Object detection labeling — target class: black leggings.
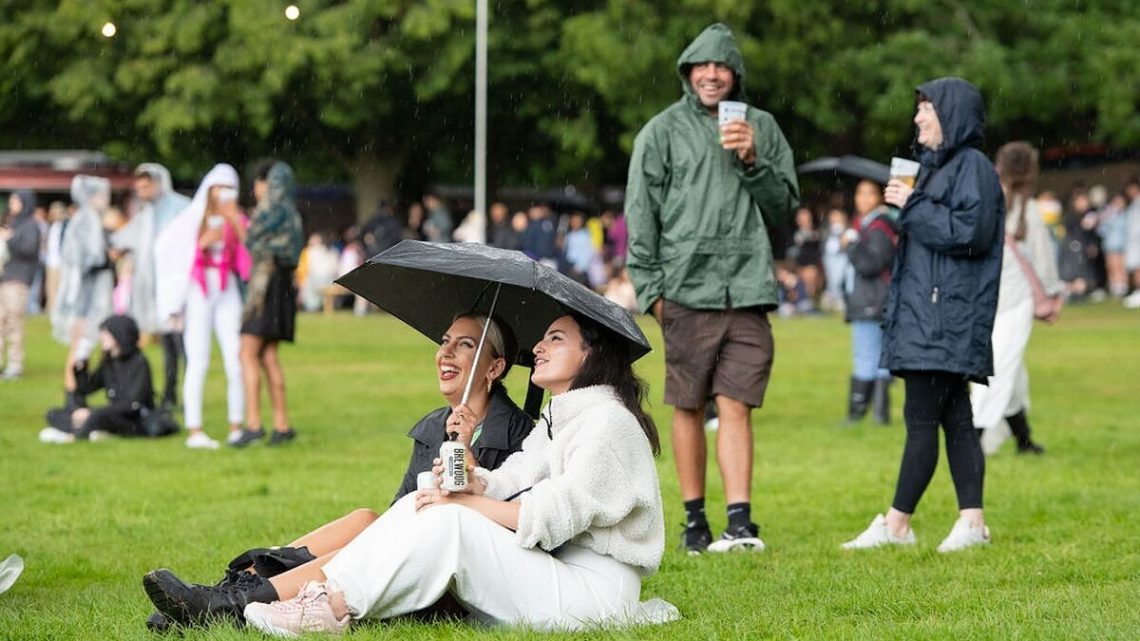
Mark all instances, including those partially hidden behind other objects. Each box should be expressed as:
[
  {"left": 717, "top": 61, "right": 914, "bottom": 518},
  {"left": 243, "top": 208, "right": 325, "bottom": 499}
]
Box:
[
  {"left": 160, "top": 332, "right": 184, "bottom": 406},
  {"left": 891, "top": 372, "right": 985, "bottom": 513},
  {"left": 46, "top": 406, "right": 144, "bottom": 439}
]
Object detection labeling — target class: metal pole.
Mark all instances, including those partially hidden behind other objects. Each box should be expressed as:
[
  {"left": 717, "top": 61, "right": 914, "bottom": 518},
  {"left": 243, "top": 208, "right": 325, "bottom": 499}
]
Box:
[{"left": 474, "top": 0, "right": 488, "bottom": 220}]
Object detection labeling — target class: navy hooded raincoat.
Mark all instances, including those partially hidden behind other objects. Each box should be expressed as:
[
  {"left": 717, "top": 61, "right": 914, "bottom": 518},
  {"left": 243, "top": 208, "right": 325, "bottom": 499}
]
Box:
[{"left": 881, "top": 78, "right": 1005, "bottom": 383}]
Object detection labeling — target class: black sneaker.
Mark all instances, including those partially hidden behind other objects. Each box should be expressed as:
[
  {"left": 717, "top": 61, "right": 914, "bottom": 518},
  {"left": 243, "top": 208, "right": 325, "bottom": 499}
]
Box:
[
  {"left": 707, "top": 522, "right": 765, "bottom": 553},
  {"left": 267, "top": 428, "right": 296, "bottom": 446},
  {"left": 1017, "top": 441, "right": 1045, "bottom": 455},
  {"left": 681, "top": 523, "right": 713, "bottom": 555},
  {"left": 142, "top": 568, "right": 277, "bottom": 626},
  {"left": 229, "top": 428, "right": 266, "bottom": 448}
]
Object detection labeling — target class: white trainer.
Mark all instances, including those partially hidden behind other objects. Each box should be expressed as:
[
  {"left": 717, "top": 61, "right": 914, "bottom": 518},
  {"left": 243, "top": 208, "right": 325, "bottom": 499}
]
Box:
[
  {"left": 185, "top": 431, "right": 220, "bottom": 450},
  {"left": 841, "top": 514, "right": 916, "bottom": 550},
  {"left": 244, "top": 581, "right": 351, "bottom": 637},
  {"left": 937, "top": 517, "right": 990, "bottom": 553},
  {"left": 39, "top": 427, "right": 75, "bottom": 444},
  {"left": 226, "top": 430, "right": 244, "bottom": 445},
  {"left": 87, "top": 430, "right": 112, "bottom": 442}
]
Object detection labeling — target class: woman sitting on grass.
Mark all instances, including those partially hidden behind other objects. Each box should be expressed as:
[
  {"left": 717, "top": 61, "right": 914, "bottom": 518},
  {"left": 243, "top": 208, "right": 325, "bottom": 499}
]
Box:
[
  {"left": 142, "top": 313, "right": 534, "bottom": 629},
  {"left": 242, "top": 313, "right": 670, "bottom": 635}
]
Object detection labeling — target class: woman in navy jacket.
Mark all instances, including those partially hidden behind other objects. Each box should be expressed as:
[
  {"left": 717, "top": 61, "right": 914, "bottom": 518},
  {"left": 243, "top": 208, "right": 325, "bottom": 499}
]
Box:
[{"left": 843, "top": 77, "right": 1005, "bottom": 553}]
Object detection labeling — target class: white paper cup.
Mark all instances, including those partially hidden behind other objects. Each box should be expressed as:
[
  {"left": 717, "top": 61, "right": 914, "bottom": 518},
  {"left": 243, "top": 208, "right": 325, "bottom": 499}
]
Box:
[
  {"left": 416, "top": 471, "right": 436, "bottom": 491},
  {"left": 718, "top": 100, "right": 748, "bottom": 127},
  {"left": 890, "top": 157, "right": 921, "bottom": 187}
]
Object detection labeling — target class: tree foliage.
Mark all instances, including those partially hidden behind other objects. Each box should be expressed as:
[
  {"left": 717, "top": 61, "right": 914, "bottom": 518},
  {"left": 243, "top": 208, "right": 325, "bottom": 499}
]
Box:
[{"left": 2, "top": 0, "right": 1140, "bottom": 206}]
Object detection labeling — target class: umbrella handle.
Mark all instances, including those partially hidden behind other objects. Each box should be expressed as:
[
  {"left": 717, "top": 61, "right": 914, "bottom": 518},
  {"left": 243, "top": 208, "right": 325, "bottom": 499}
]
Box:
[{"left": 459, "top": 283, "right": 502, "bottom": 409}]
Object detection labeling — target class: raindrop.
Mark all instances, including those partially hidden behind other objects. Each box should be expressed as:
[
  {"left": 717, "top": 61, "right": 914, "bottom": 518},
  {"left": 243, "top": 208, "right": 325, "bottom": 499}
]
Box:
[
  {"left": 101, "top": 22, "right": 117, "bottom": 38},
  {"left": 285, "top": 4, "right": 301, "bottom": 21}
]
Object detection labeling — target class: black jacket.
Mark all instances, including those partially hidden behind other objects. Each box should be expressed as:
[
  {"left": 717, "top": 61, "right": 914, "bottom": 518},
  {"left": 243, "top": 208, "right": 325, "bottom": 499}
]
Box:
[
  {"left": 392, "top": 385, "right": 535, "bottom": 504},
  {"left": 75, "top": 315, "right": 155, "bottom": 411},
  {"left": 845, "top": 208, "right": 898, "bottom": 322},
  {"left": 881, "top": 78, "right": 1005, "bottom": 383},
  {"left": 2, "top": 190, "right": 43, "bottom": 286}
]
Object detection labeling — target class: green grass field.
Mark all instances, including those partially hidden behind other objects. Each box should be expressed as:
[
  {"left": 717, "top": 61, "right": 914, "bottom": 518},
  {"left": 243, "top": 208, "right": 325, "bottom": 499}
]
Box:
[{"left": 2, "top": 305, "right": 1138, "bottom": 640}]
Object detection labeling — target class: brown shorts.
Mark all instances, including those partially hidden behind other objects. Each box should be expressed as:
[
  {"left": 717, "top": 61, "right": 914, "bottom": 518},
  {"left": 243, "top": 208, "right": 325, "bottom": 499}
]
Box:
[{"left": 661, "top": 300, "right": 775, "bottom": 409}]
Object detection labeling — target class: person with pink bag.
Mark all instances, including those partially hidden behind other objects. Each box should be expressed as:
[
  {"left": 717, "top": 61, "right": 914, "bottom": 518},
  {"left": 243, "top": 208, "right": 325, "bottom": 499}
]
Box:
[{"left": 155, "top": 164, "right": 251, "bottom": 449}]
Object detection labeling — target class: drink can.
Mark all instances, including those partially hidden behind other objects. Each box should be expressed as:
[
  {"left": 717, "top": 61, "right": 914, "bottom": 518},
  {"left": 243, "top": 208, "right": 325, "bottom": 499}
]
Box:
[{"left": 439, "top": 441, "right": 468, "bottom": 491}]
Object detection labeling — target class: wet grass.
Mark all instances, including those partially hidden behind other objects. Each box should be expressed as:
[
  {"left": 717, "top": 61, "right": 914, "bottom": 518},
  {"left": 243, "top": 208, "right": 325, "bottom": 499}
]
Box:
[{"left": 2, "top": 304, "right": 1138, "bottom": 640}]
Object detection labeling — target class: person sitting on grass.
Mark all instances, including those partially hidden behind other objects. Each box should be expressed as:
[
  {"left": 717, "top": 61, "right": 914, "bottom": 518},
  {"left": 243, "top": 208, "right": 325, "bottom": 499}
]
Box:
[
  {"left": 39, "top": 315, "right": 157, "bottom": 444},
  {"left": 141, "top": 313, "right": 535, "bottom": 630},
  {"left": 240, "top": 313, "right": 671, "bottom": 635}
]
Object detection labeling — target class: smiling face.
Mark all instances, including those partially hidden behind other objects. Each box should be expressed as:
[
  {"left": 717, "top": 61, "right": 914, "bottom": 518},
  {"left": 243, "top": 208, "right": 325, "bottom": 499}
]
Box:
[
  {"left": 435, "top": 316, "right": 504, "bottom": 406},
  {"left": 914, "top": 101, "right": 944, "bottom": 150},
  {"left": 531, "top": 315, "right": 589, "bottom": 395},
  {"left": 688, "top": 62, "right": 735, "bottom": 112}
]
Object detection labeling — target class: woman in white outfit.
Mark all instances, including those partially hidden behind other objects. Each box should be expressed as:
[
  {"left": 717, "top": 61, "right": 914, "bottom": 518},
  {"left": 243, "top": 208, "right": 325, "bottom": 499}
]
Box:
[
  {"left": 244, "top": 313, "right": 672, "bottom": 635},
  {"left": 972, "top": 142, "right": 1063, "bottom": 455},
  {"left": 155, "top": 164, "right": 250, "bottom": 449}
]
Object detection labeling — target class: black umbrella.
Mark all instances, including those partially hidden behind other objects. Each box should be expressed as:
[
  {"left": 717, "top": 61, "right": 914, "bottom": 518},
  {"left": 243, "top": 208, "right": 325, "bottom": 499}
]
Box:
[
  {"left": 797, "top": 155, "right": 890, "bottom": 184},
  {"left": 336, "top": 241, "right": 651, "bottom": 413}
]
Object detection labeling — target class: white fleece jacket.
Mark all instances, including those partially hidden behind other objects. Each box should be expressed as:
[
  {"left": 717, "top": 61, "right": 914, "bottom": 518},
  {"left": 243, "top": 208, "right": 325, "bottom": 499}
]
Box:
[{"left": 473, "top": 385, "right": 665, "bottom": 576}]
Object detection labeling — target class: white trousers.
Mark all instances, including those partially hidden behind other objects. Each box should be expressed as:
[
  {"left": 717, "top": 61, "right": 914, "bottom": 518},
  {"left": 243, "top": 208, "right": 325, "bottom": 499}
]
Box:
[
  {"left": 182, "top": 268, "right": 244, "bottom": 428},
  {"left": 322, "top": 494, "right": 643, "bottom": 630},
  {"left": 972, "top": 298, "right": 1034, "bottom": 451}
]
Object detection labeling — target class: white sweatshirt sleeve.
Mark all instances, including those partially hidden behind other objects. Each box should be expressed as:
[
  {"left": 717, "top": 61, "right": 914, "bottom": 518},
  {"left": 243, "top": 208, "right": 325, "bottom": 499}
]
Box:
[{"left": 473, "top": 427, "right": 550, "bottom": 500}]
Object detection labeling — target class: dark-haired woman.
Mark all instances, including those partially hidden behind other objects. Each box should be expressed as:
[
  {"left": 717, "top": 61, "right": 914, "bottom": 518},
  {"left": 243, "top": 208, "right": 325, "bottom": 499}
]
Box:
[
  {"left": 232, "top": 161, "right": 305, "bottom": 447},
  {"left": 972, "top": 142, "right": 1062, "bottom": 455},
  {"left": 244, "top": 313, "right": 672, "bottom": 634}
]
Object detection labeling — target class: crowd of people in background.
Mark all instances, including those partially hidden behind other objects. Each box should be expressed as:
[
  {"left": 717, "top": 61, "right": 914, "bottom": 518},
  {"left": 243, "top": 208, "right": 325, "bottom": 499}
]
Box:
[{"left": 777, "top": 177, "right": 1140, "bottom": 316}]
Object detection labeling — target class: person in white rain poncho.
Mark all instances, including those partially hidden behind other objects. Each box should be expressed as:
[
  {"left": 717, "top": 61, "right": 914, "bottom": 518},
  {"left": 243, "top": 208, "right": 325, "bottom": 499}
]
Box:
[
  {"left": 113, "top": 163, "right": 191, "bottom": 408},
  {"left": 155, "top": 164, "right": 250, "bottom": 450},
  {"left": 52, "top": 175, "right": 115, "bottom": 408}
]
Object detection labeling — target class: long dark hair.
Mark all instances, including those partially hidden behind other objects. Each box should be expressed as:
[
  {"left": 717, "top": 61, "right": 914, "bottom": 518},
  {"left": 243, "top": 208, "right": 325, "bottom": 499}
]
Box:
[
  {"left": 995, "top": 141, "right": 1039, "bottom": 241},
  {"left": 567, "top": 312, "right": 660, "bottom": 456}
]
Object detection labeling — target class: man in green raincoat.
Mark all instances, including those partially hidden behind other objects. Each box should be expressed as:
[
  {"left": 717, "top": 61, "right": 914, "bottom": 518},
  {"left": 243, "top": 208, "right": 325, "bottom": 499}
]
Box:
[{"left": 625, "top": 23, "right": 799, "bottom": 554}]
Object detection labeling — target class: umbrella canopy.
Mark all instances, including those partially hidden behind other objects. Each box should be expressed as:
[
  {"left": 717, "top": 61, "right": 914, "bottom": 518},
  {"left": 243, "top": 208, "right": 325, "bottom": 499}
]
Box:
[
  {"left": 336, "top": 241, "right": 651, "bottom": 368},
  {"left": 797, "top": 155, "right": 890, "bottom": 184}
]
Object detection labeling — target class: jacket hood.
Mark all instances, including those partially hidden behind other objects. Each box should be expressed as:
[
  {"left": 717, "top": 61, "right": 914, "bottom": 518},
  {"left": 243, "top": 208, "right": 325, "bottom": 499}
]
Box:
[
  {"left": 266, "top": 162, "right": 296, "bottom": 209},
  {"left": 8, "top": 189, "right": 37, "bottom": 223},
  {"left": 70, "top": 175, "right": 111, "bottom": 209},
  {"left": 135, "top": 163, "right": 174, "bottom": 197},
  {"left": 100, "top": 314, "right": 140, "bottom": 358},
  {"left": 915, "top": 77, "right": 985, "bottom": 167},
  {"left": 677, "top": 23, "right": 746, "bottom": 103}
]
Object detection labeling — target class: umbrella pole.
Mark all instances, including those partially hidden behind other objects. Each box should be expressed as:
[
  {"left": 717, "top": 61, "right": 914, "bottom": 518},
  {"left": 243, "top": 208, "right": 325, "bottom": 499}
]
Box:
[{"left": 460, "top": 283, "right": 502, "bottom": 407}]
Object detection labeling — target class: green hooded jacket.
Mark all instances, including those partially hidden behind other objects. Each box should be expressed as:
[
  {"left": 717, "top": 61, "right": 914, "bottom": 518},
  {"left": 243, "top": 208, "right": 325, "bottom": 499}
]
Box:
[{"left": 624, "top": 23, "right": 799, "bottom": 312}]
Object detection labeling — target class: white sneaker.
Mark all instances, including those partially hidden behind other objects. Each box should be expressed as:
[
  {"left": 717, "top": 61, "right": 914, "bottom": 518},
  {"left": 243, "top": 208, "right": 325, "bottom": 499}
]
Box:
[
  {"left": 937, "top": 517, "right": 990, "bottom": 553},
  {"left": 39, "top": 427, "right": 75, "bottom": 444},
  {"left": 87, "top": 430, "right": 112, "bottom": 442},
  {"left": 244, "top": 581, "right": 351, "bottom": 637},
  {"left": 226, "top": 430, "right": 244, "bottom": 445},
  {"left": 185, "top": 431, "right": 220, "bottom": 450},
  {"left": 1123, "top": 291, "right": 1140, "bottom": 309},
  {"left": 841, "top": 514, "right": 916, "bottom": 550},
  {"left": 704, "top": 417, "right": 719, "bottom": 431}
]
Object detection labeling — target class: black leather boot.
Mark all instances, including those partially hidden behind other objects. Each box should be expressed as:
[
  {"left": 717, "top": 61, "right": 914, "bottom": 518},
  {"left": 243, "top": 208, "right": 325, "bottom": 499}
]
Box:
[
  {"left": 872, "top": 378, "right": 892, "bottom": 425},
  {"left": 143, "top": 568, "right": 279, "bottom": 626},
  {"left": 1007, "top": 410, "right": 1044, "bottom": 454},
  {"left": 847, "top": 377, "right": 873, "bottom": 424}
]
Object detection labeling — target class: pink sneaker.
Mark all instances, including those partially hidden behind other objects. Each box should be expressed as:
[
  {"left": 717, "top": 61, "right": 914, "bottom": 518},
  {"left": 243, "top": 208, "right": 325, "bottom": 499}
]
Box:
[{"left": 243, "top": 581, "right": 350, "bottom": 637}]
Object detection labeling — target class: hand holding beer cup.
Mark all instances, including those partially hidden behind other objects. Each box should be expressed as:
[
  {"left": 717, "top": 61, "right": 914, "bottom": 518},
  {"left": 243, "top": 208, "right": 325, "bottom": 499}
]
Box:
[
  {"left": 885, "top": 157, "right": 920, "bottom": 208},
  {"left": 718, "top": 100, "right": 756, "bottom": 165}
]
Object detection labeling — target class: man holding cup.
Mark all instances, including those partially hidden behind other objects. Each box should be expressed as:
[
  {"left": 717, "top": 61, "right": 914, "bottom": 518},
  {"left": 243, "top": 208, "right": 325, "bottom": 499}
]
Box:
[{"left": 625, "top": 23, "right": 799, "bottom": 554}]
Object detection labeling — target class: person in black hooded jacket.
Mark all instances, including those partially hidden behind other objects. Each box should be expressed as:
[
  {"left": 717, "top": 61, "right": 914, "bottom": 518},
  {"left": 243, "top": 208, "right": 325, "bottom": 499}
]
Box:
[
  {"left": 842, "top": 78, "right": 1004, "bottom": 553},
  {"left": 39, "top": 314, "right": 157, "bottom": 443},
  {"left": 1, "top": 190, "right": 43, "bottom": 380}
]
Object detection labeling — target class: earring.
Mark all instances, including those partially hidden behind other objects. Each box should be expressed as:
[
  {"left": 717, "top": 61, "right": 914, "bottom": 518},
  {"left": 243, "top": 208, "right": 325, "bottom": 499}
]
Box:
[{"left": 487, "top": 379, "right": 493, "bottom": 393}]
